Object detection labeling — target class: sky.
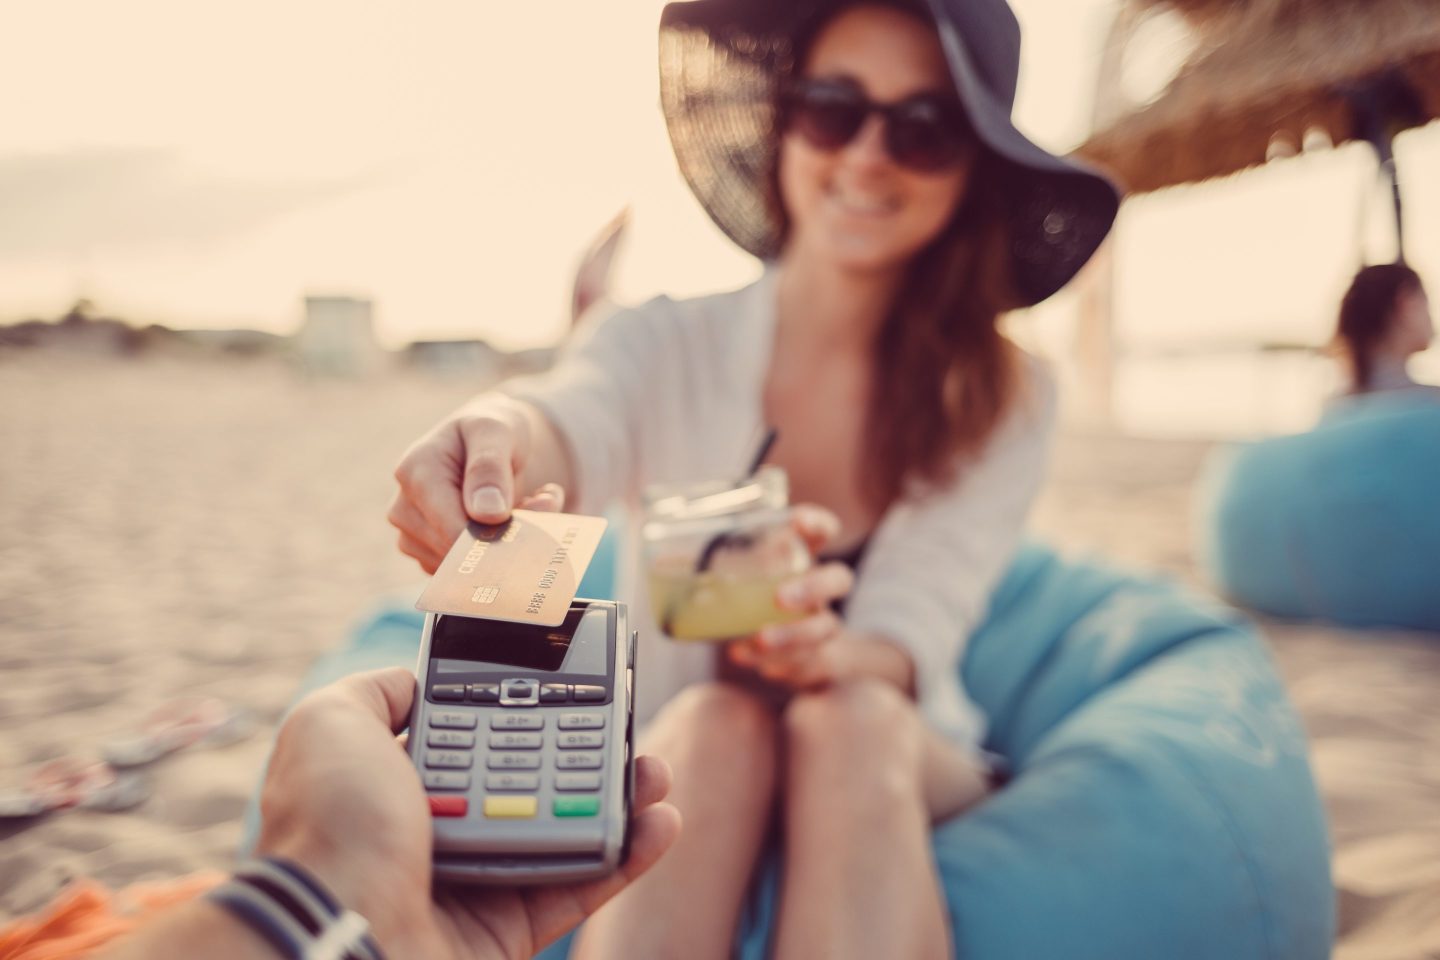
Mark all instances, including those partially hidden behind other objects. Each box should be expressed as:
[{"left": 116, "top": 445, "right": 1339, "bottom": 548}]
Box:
[{"left": 1, "top": 0, "right": 1437, "bottom": 372}]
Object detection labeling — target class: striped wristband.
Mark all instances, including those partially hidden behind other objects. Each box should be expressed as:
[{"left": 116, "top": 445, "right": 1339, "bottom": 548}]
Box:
[{"left": 206, "top": 856, "right": 388, "bottom": 960}]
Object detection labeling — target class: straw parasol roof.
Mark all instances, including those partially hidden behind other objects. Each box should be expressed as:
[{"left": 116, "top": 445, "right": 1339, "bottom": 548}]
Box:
[
  {"left": 1124, "top": 0, "right": 1249, "bottom": 24},
  {"left": 1077, "top": 0, "right": 1440, "bottom": 195}
]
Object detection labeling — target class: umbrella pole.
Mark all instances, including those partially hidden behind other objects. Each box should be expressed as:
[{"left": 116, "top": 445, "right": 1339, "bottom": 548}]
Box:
[
  {"left": 1347, "top": 73, "right": 1413, "bottom": 263},
  {"left": 1071, "top": 2, "right": 1144, "bottom": 427},
  {"left": 1377, "top": 133, "right": 1406, "bottom": 263}
]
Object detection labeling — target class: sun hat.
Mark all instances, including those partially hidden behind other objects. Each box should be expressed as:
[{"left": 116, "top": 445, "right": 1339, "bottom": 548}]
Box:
[{"left": 658, "top": 0, "right": 1122, "bottom": 305}]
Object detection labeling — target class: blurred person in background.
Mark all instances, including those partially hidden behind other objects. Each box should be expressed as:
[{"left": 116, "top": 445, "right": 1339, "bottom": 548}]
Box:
[
  {"left": 1333, "top": 262, "right": 1437, "bottom": 400},
  {"left": 388, "top": 0, "right": 1117, "bottom": 956}
]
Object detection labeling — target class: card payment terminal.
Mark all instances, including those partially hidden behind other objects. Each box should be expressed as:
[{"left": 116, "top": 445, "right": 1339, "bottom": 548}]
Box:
[{"left": 407, "top": 600, "right": 636, "bottom": 884}]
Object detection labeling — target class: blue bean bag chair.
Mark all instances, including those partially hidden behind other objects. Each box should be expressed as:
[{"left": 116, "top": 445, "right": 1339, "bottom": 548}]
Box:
[
  {"left": 1197, "top": 392, "right": 1440, "bottom": 631},
  {"left": 539, "top": 542, "right": 1333, "bottom": 959},
  {"left": 250, "top": 539, "right": 1333, "bottom": 959}
]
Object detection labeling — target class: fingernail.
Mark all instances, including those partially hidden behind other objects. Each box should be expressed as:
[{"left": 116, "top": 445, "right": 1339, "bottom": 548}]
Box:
[
  {"left": 779, "top": 583, "right": 806, "bottom": 608},
  {"left": 471, "top": 485, "right": 507, "bottom": 517}
]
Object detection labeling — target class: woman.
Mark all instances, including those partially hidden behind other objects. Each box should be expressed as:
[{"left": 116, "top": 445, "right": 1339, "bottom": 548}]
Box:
[
  {"left": 1333, "top": 262, "right": 1436, "bottom": 398},
  {"left": 389, "top": 0, "right": 1117, "bottom": 956}
]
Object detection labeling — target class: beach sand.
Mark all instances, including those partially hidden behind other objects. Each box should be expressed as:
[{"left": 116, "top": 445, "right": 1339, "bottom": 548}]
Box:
[{"left": 2, "top": 352, "right": 1438, "bottom": 957}]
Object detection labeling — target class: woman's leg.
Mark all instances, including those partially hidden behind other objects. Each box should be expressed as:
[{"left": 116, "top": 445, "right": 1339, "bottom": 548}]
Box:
[
  {"left": 572, "top": 682, "right": 779, "bottom": 960},
  {"left": 772, "top": 680, "right": 977, "bottom": 960},
  {"left": 921, "top": 725, "right": 994, "bottom": 826}
]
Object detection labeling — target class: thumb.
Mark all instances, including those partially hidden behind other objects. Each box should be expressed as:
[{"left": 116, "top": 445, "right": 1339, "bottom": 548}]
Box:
[
  {"left": 327, "top": 668, "right": 417, "bottom": 734},
  {"left": 790, "top": 504, "right": 842, "bottom": 556},
  {"left": 459, "top": 418, "right": 523, "bottom": 524}
]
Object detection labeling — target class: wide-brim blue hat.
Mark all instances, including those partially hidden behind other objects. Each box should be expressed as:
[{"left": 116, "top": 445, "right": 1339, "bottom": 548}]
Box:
[{"left": 659, "top": 0, "right": 1122, "bottom": 305}]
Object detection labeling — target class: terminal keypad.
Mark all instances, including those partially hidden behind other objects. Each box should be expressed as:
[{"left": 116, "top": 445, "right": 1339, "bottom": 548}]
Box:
[{"left": 423, "top": 695, "right": 608, "bottom": 821}]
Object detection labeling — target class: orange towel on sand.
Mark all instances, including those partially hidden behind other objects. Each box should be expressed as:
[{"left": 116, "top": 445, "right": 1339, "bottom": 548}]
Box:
[{"left": 0, "top": 873, "right": 223, "bottom": 959}]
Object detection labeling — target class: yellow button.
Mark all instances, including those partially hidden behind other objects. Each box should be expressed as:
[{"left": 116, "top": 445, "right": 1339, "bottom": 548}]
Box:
[{"left": 483, "top": 795, "right": 538, "bottom": 819}]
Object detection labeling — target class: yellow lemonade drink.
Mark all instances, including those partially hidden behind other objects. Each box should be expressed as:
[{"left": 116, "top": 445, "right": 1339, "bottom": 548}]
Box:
[
  {"left": 648, "top": 561, "right": 806, "bottom": 641},
  {"left": 642, "top": 467, "right": 811, "bottom": 642}
]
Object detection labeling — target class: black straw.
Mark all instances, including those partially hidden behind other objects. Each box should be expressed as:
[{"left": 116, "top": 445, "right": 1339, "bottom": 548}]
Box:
[
  {"left": 692, "top": 427, "right": 780, "bottom": 575},
  {"left": 746, "top": 427, "right": 779, "bottom": 476}
]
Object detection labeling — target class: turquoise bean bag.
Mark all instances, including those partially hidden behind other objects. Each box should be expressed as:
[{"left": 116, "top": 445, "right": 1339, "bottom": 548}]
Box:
[
  {"left": 554, "top": 542, "right": 1333, "bottom": 959},
  {"left": 1197, "top": 393, "right": 1440, "bottom": 631},
  {"left": 248, "top": 538, "right": 1333, "bottom": 958}
]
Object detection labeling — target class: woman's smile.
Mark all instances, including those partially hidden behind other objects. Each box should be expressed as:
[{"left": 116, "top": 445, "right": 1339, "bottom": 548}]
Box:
[{"left": 824, "top": 180, "right": 903, "bottom": 218}]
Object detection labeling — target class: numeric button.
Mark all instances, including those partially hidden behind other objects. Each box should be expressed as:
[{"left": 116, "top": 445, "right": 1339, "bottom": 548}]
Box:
[
  {"left": 558, "top": 713, "right": 605, "bottom": 730},
  {"left": 491, "top": 714, "right": 544, "bottom": 731},
  {"left": 426, "top": 750, "right": 473, "bottom": 770},
  {"left": 556, "top": 751, "right": 603, "bottom": 770},
  {"left": 488, "top": 732, "right": 542, "bottom": 750},
  {"left": 557, "top": 731, "right": 604, "bottom": 749},
  {"left": 423, "top": 771, "right": 471, "bottom": 791},
  {"left": 485, "top": 773, "right": 540, "bottom": 792},
  {"left": 427, "top": 730, "right": 476, "bottom": 749},
  {"left": 488, "top": 753, "right": 542, "bottom": 770},
  {"left": 430, "top": 711, "right": 477, "bottom": 730}
]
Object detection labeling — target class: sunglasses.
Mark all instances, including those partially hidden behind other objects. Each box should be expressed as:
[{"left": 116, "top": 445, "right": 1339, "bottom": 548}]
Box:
[{"left": 780, "top": 77, "right": 973, "bottom": 173}]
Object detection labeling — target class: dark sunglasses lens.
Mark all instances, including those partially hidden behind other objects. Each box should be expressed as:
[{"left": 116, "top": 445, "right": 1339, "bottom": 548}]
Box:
[
  {"left": 787, "top": 86, "right": 867, "bottom": 151},
  {"left": 887, "top": 101, "right": 968, "bottom": 171}
]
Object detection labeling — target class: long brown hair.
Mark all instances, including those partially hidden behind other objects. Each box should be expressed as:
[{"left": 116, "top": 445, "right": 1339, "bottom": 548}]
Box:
[
  {"left": 768, "top": 0, "right": 1028, "bottom": 510},
  {"left": 1335, "top": 262, "right": 1422, "bottom": 392}
]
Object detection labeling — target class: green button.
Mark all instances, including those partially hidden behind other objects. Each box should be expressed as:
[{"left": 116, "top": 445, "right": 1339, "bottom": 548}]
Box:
[{"left": 553, "top": 796, "right": 600, "bottom": 817}]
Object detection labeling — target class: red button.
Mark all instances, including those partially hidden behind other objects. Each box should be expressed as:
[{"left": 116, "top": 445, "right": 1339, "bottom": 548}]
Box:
[{"left": 428, "top": 796, "right": 468, "bottom": 817}]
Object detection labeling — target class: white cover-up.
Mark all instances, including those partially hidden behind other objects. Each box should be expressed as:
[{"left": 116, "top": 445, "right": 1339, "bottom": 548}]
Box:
[{"left": 505, "top": 267, "right": 1055, "bottom": 753}]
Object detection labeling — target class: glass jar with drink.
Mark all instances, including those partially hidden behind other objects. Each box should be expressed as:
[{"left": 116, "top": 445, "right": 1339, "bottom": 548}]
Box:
[{"left": 642, "top": 466, "right": 812, "bottom": 641}]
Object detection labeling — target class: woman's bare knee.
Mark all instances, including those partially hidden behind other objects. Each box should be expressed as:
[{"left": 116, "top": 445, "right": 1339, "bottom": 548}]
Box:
[
  {"left": 783, "top": 679, "right": 925, "bottom": 802},
  {"left": 644, "top": 682, "right": 779, "bottom": 800},
  {"left": 785, "top": 679, "right": 920, "bottom": 755}
]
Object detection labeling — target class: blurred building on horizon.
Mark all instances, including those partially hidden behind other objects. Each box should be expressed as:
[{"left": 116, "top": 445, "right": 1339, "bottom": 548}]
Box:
[{"left": 297, "top": 295, "right": 381, "bottom": 376}]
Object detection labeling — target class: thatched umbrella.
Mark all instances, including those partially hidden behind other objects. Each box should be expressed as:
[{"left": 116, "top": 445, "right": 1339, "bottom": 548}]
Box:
[{"left": 1077, "top": 0, "right": 1440, "bottom": 257}]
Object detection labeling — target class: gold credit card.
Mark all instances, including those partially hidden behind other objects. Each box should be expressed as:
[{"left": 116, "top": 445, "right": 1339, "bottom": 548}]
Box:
[{"left": 416, "top": 510, "right": 609, "bottom": 627}]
